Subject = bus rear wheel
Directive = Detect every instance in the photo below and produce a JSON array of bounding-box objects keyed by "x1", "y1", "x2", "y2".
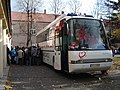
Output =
[{"x1": 101, "y1": 70, "x2": 108, "y2": 75}]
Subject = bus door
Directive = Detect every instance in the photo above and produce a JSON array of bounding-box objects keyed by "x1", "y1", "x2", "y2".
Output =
[
  {"x1": 54, "y1": 23, "x2": 62, "y2": 70},
  {"x1": 54, "y1": 20, "x2": 68, "y2": 71},
  {"x1": 61, "y1": 20, "x2": 69, "y2": 71}
]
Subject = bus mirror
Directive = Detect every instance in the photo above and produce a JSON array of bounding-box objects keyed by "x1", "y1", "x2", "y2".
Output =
[
  {"x1": 55, "y1": 19, "x2": 67, "y2": 35},
  {"x1": 55, "y1": 26, "x2": 60, "y2": 33},
  {"x1": 55, "y1": 20, "x2": 66, "y2": 33},
  {"x1": 63, "y1": 21, "x2": 67, "y2": 35}
]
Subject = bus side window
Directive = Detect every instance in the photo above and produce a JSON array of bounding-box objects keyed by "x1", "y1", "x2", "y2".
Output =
[
  {"x1": 55, "y1": 23, "x2": 62, "y2": 51},
  {"x1": 61, "y1": 20, "x2": 68, "y2": 51},
  {"x1": 45, "y1": 34, "x2": 47, "y2": 41}
]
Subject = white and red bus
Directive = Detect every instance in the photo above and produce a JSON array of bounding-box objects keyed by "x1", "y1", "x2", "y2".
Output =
[{"x1": 36, "y1": 13, "x2": 113, "y2": 74}]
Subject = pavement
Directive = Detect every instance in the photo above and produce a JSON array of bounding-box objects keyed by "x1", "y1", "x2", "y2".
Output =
[
  {"x1": 110, "y1": 56, "x2": 120, "y2": 70},
  {"x1": 0, "y1": 56, "x2": 119, "y2": 90},
  {"x1": 0, "y1": 66, "x2": 10, "y2": 90}
]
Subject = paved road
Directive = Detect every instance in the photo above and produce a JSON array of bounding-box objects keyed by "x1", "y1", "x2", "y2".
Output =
[{"x1": 7, "y1": 64, "x2": 120, "y2": 90}]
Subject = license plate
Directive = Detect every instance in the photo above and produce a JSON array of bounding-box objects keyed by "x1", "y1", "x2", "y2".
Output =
[{"x1": 90, "y1": 64, "x2": 100, "y2": 67}]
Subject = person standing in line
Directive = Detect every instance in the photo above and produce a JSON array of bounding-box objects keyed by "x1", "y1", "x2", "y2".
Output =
[
  {"x1": 17, "y1": 48, "x2": 24, "y2": 65},
  {"x1": 31, "y1": 46, "x2": 37, "y2": 65},
  {"x1": 28, "y1": 47, "x2": 32, "y2": 65},
  {"x1": 7, "y1": 47, "x2": 11, "y2": 65},
  {"x1": 36, "y1": 46, "x2": 42, "y2": 65},
  {"x1": 15, "y1": 46, "x2": 19, "y2": 65},
  {"x1": 10, "y1": 47, "x2": 17, "y2": 64},
  {"x1": 22, "y1": 47, "x2": 26, "y2": 65},
  {"x1": 24, "y1": 47, "x2": 28, "y2": 65}
]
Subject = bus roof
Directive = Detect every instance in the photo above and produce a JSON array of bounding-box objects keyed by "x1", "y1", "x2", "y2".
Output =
[
  {"x1": 36, "y1": 14, "x2": 101, "y2": 36},
  {"x1": 36, "y1": 14, "x2": 66, "y2": 36}
]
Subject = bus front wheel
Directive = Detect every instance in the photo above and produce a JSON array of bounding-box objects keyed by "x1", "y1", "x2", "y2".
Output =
[{"x1": 101, "y1": 70, "x2": 108, "y2": 75}]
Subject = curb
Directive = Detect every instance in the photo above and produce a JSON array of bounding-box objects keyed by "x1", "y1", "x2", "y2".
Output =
[{"x1": 0, "y1": 66, "x2": 10, "y2": 90}]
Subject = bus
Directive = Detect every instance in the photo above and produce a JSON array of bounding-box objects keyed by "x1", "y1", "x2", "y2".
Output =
[{"x1": 36, "y1": 13, "x2": 113, "y2": 74}]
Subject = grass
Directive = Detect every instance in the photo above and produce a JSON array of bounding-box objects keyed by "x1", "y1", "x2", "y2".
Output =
[{"x1": 113, "y1": 57, "x2": 120, "y2": 61}]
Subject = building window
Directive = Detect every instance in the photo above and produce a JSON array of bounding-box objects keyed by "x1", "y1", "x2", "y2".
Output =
[{"x1": 31, "y1": 29, "x2": 36, "y2": 35}]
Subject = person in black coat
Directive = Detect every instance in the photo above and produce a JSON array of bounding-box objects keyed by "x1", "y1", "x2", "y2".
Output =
[
  {"x1": 7, "y1": 47, "x2": 10, "y2": 65},
  {"x1": 36, "y1": 46, "x2": 42, "y2": 65},
  {"x1": 28, "y1": 47, "x2": 32, "y2": 65}
]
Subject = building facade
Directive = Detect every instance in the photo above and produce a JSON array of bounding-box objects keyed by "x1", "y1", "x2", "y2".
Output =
[
  {"x1": 0, "y1": 0, "x2": 12, "y2": 78},
  {"x1": 11, "y1": 11, "x2": 58, "y2": 47}
]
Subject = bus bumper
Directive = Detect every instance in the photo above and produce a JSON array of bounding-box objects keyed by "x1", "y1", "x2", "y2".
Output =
[{"x1": 69, "y1": 62, "x2": 112, "y2": 73}]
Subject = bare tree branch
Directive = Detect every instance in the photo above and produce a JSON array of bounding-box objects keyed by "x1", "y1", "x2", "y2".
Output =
[
  {"x1": 15, "y1": 0, "x2": 43, "y2": 46},
  {"x1": 91, "y1": 0, "x2": 108, "y2": 18},
  {"x1": 49, "y1": 0, "x2": 65, "y2": 14},
  {"x1": 68, "y1": 0, "x2": 82, "y2": 14},
  {"x1": 16, "y1": 0, "x2": 43, "y2": 12}
]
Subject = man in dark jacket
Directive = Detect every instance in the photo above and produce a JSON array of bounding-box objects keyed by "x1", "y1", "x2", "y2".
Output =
[
  {"x1": 7, "y1": 47, "x2": 10, "y2": 65},
  {"x1": 36, "y1": 46, "x2": 42, "y2": 65}
]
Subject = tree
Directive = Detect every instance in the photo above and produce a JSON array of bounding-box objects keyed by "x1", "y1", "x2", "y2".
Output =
[
  {"x1": 16, "y1": 0, "x2": 43, "y2": 46},
  {"x1": 49, "y1": 0, "x2": 65, "y2": 14},
  {"x1": 68, "y1": 0, "x2": 82, "y2": 14},
  {"x1": 91, "y1": 0, "x2": 108, "y2": 18},
  {"x1": 105, "y1": 0, "x2": 120, "y2": 43},
  {"x1": 16, "y1": 0, "x2": 42, "y2": 12}
]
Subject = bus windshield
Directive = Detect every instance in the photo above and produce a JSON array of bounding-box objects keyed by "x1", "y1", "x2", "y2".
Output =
[{"x1": 67, "y1": 18, "x2": 109, "y2": 50}]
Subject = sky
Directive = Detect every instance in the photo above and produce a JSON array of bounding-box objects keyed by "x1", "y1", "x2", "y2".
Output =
[
  {"x1": 11, "y1": 0, "x2": 118, "y2": 15},
  {"x1": 43, "y1": 0, "x2": 97, "y2": 15},
  {"x1": 11, "y1": 0, "x2": 97, "y2": 14}
]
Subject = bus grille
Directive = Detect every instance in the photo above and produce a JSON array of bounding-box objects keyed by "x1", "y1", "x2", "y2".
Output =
[{"x1": 75, "y1": 58, "x2": 112, "y2": 64}]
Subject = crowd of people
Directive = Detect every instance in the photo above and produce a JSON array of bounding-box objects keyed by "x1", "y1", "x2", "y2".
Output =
[{"x1": 7, "y1": 45, "x2": 42, "y2": 66}]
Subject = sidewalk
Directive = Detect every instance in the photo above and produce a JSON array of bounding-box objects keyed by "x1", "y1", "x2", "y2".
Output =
[{"x1": 0, "y1": 66, "x2": 9, "y2": 90}]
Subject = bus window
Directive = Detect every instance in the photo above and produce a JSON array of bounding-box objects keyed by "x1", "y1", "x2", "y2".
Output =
[
  {"x1": 67, "y1": 18, "x2": 109, "y2": 50},
  {"x1": 55, "y1": 21, "x2": 63, "y2": 51},
  {"x1": 76, "y1": 26, "x2": 87, "y2": 47}
]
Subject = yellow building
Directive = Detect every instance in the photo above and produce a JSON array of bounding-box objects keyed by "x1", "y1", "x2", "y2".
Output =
[{"x1": 0, "y1": 0, "x2": 11, "y2": 78}]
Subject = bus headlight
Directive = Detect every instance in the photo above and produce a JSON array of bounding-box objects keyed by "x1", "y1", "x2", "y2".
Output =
[
  {"x1": 76, "y1": 60, "x2": 83, "y2": 63},
  {"x1": 106, "y1": 58, "x2": 112, "y2": 62},
  {"x1": 70, "y1": 60, "x2": 76, "y2": 64},
  {"x1": 70, "y1": 60, "x2": 84, "y2": 64},
  {"x1": 105, "y1": 59, "x2": 108, "y2": 62}
]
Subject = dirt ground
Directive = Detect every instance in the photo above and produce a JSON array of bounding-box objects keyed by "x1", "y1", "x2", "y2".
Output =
[{"x1": 111, "y1": 57, "x2": 120, "y2": 70}]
